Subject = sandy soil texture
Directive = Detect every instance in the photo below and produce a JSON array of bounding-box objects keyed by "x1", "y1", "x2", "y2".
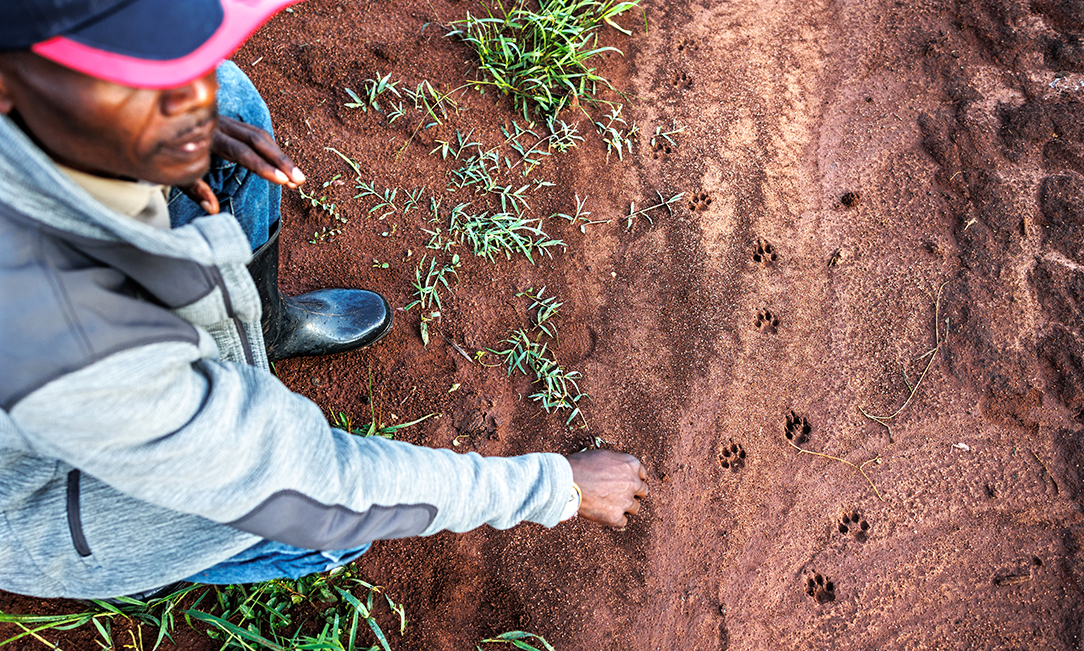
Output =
[{"x1": 4, "y1": 0, "x2": 1084, "y2": 649}]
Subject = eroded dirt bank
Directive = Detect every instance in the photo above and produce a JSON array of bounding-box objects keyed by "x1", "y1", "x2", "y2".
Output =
[{"x1": 4, "y1": 0, "x2": 1084, "y2": 649}]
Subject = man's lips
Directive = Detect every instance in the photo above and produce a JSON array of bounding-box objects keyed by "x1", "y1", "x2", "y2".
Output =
[{"x1": 160, "y1": 119, "x2": 215, "y2": 158}]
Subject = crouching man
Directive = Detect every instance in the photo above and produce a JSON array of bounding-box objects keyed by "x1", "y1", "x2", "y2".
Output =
[{"x1": 0, "y1": 0, "x2": 647, "y2": 599}]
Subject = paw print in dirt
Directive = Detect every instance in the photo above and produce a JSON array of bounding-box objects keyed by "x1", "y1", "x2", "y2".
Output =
[
  {"x1": 805, "y1": 572, "x2": 836, "y2": 604},
  {"x1": 754, "y1": 309, "x2": 779, "y2": 334},
  {"x1": 719, "y1": 441, "x2": 747, "y2": 473},
  {"x1": 784, "y1": 410, "x2": 810, "y2": 445},
  {"x1": 672, "y1": 70, "x2": 693, "y2": 90},
  {"x1": 752, "y1": 238, "x2": 777, "y2": 265},
  {"x1": 676, "y1": 38, "x2": 700, "y2": 54},
  {"x1": 838, "y1": 510, "x2": 870, "y2": 543},
  {"x1": 689, "y1": 192, "x2": 712, "y2": 212},
  {"x1": 651, "y1": 140, "x2": 673, "y2": 160}
]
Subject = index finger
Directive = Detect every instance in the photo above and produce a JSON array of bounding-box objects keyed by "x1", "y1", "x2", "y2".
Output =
[{"x1": 216, "y1": 117, "x2": 305, "y2": 185}]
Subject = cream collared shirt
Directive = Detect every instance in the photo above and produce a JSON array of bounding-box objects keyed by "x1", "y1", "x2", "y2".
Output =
[{"x1": 58, "y1": 164, "x2": 172, "y2": 230}]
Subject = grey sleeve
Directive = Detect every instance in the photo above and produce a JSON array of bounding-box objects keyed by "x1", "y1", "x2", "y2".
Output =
[{"x1": 8, "y1": 337, "x2": 574, "y2": 548}]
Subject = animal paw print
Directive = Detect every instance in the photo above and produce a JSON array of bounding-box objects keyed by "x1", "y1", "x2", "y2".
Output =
[
  {"x1": 838, "y1": 510, "x2": 869, "y2": 543},
  {"x1": 689, "y1": 192, "x2": 712, "y2": 212},
  {"x1": 676, "y1": 38, "x2": 699, "y2": 54},
  {"x1": 672, "y1": 71, "x2": 693, "y2": 90},
  {"x1": 752, "y1": 238, "x2": 777, "y2": 265},
  {"x1": 651, "y1": 140, "x2": 673, "y2": 160},
  {"x1": 754, "y1": 309, "x2": 779, "y2": 334},
  {"x1": 719, "y1": 441, "x2": 747, "y2": 473},
  {"x1": 805, "y1": 573, "x2": 836, "y2": 604},
  {"x1": 784, "y1": 411, "x2": 810, "y2": 445}
]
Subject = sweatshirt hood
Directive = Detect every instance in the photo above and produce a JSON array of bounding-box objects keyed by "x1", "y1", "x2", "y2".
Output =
[{"x1": 0, "y1": 113, "x2": 249, "y2": 266}]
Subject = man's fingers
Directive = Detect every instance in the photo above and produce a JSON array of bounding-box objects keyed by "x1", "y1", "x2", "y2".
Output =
[
  {"x1": 178, "y1": 179, "x2": 219, "y2": 214},
  {"x1": 214, "y1": 131, "x2": 291, "y2": 186},
  {"x1": 214, "y1": 117, "x2": 305, "y2": 185}
]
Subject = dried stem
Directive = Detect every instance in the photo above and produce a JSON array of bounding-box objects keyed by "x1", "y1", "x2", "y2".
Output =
[
  {"x1": 786, "y1": 438, "x2": 885, "y2": 501},
  {"x1": 860, "y1": 281, "x2": 950, "y2": 427}
]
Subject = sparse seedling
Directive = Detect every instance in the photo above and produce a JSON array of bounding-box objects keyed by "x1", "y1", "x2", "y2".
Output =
[
  {"x1": 355, "y1": 180, "x2": 399, "y2": 217},
  {"x1": 432, "y1": 129, "x2": 483, "y2": 161},
  {"x1": 344, "y1": 73, "x2": 401, "y2": 113},
  {"x1": 403, "y1": 79, "x2": 458, "y2": 127},
  {"x1": 595, "y1": 104, "x2": 639, "y2": 161},
  {"x1": 547, "y1": 118, "x2": 585, "y2": 152},
  {"x1": 650, "y1": 123, "x2": 686, "y2": 148},
  {"x1": 491, "y1": 183, "x2": 532, "y2": 214},
  {"x1": 491, "y1": 328, "x2": 587, "y2": 425},
  {"x1": 405, "y1": 254, "x2": 461, "y2": 311},
  {"x1": 477, "y1": 631, "x2": 556, "y2": 651},
  {"x1": 403, "y1": 186, "x2": 426, "y2": 213},
  {"x1": 387, "y1": 100, "x2": 408, "y2": 124},
  {"x1": 450, "y1": 147, "x2": 501, "y2": 192},
  {"x1": 333, "y1": 368, "x2": 438, "y2": 439},
  {"x1": 517, "y1": 286, "x2": 562, "y2": 338},
  {"x1": 309, "y1": 225, "x2": 343, "y2": 244},
  {"x1": 298, "y1": 182, "x2": 339, "y2": 219},
  {"x1": 625, "y1": 190, "x2": 684, "y2": 230},
  {"x1": 450, "y1": 209, "x2": 566, "y2": 263},
  {"x1": 555, "y1": 193, "x2": 610, "y2": 233},
  {"x1": 502, "y1": 120, "x2": 557, "y2": 174}
]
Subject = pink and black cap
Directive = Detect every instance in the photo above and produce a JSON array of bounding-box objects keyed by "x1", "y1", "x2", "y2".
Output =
[{"x1": 3, "y1": 0, "x2": 302, "y2": 89}]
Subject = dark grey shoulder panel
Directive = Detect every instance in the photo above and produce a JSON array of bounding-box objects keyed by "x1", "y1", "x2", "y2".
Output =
[
  {"x1": 227, "y1": 491, "x2": 438, "y2": 549},
  {"x1": 0, "y1": 217, "x2": 202, "y2": 410},
  {"x1": 40, "y1": 226, "x2": 219, "y2": 309}
]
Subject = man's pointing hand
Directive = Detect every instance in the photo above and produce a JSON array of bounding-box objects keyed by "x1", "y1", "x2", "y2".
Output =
[
  {"x1": 567, "y1": 450, "x2": 648, "y2": 527},
  {"x1": 180, "y1": 116, "x2": 305, "y2": 214}
]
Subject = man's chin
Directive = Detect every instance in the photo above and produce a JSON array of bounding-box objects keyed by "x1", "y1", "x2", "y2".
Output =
[{"x1": 150, "y1": 157, "x2": 212, "y2": 189}]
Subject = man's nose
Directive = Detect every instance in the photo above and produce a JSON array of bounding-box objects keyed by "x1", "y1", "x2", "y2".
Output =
[{"x1": 160, "y1": 69, "x2": 218, "y2": 117}]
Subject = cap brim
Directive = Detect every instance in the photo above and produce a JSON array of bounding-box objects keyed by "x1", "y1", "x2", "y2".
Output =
[{"x1": 31, "y1": 0, "x2": 303, "y2": 89}]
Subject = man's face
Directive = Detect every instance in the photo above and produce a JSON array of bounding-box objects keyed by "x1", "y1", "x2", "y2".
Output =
[{"x1": 0, "y1": 52, "x2": 218, "y2": 186}]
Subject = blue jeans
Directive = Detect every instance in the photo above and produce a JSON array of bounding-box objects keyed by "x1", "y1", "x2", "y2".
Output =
[
  {"x1": 185, "y1": 539, "x2": 371, "y2": 585},
  {"x1": 167, "y1": 60, "x2": 280, "y2": 250},
  {"x1": 169, "y1": 63, "x2": 370, "y2": 584}
]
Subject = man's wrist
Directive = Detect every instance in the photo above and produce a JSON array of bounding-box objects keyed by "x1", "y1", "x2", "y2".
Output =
[{"x1": 559, "y1": 482, "x2": 582, "y2": 521}]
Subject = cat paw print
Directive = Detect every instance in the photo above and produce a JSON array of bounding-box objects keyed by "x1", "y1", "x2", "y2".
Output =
[
  {"x1": 752, "y1": 238, "x2": 777, "y2": 265},
  {"x1": 719, "y1": 441, "x2": 747, "y2": 473},
  {"x1": 651, "y1": 140, "x2": 673, "y2": 160},
  {"x1": 672, "y1": 71, "x2": 693, "y2": 90},
  {"x1": 805, "y1": 573, "x2": 836, "y2": 604},
  {"x1": 677, "y1": 38, "x2": 700, "y2": 54},
  {"x1": 754, "y1": 309, "x2": 779, "y2": 334},
  {"x1": 689, "y1": 192, "x2": 712, "y2": 212},
  {"x1": 838, "y1": 511, "x2": 870, "y2": 543},
  {"x1": 784, "y1": 411, "x2": 810, "y2": 445}
]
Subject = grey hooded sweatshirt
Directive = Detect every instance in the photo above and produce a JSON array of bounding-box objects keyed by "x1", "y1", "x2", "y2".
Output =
[{"x1": 0, "y1": 114, "x2": 574, "y2": 599}]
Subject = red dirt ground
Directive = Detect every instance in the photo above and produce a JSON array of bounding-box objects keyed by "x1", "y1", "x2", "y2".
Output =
[{"x1": 5, "y1": 0, "x2": 1084, "y2": 648}]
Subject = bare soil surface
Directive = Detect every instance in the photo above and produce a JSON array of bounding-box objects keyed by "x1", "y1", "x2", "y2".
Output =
[{"x1": 6, "y1": 0, "x2": 1084, "y2": 648}]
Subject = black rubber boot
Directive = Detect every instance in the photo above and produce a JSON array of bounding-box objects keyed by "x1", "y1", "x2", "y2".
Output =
[{"x1": 247, "y1": 221, "x2": 393, "y2": 361}]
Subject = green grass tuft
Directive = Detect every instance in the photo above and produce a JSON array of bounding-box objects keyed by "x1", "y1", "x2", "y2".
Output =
[{"x1": 447, "y1": 0, "x2": 642, "y2": 121}]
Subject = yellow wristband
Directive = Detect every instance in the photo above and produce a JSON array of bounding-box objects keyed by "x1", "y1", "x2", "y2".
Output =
[{"x1": 560, "y1": 482, "x2": 582, "y2": 521}]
